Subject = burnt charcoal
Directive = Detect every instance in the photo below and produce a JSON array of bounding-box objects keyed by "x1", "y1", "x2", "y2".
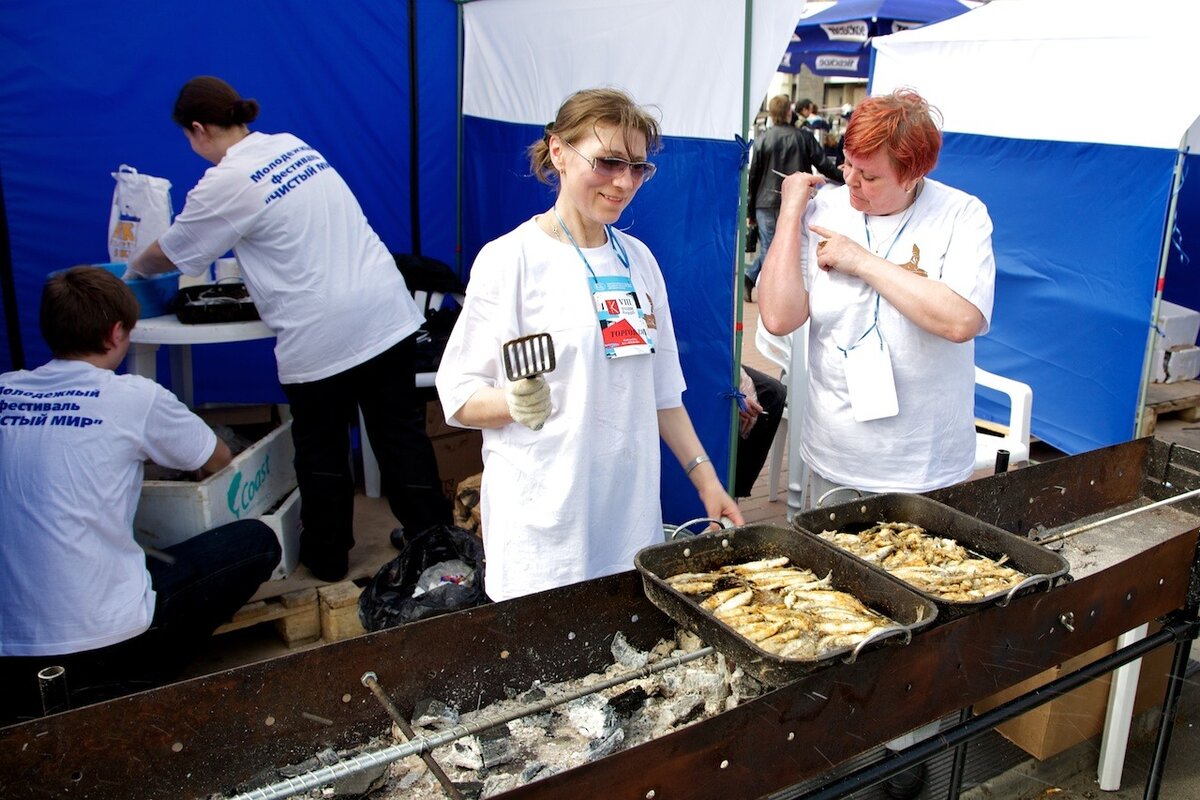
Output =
[
  {"x1": 482, "y1": 773, "x2": 520, "y2": 796},
  {"x1": 519, "y1": 685, "x2": 547, "y2": 703},
  {"x1": 657, "y1": 694, "x2": 706, "y2": 728},
  {"x1": 520, "y1": 761, "x2": 555, "y2": 782},
  {"x1": 587, "y1": 727, "x2": 625, "y2": 760},
  {"x1": 412, "y1": 697, "x2": 459, "y2": 730},
  {"x1": 278, "y1": 747, "x2": 339, "y2": 776},
  {"x1": 563, "y1": 695, "x2": 615, "y2": 739},
  {"x1": 610, "y1": 630, "x2": 650, "y2": 669},
  {"x1": 608, "y1": 685, "x2": 650, "y2": 717},
  {"x1": 443, "y1": 737, "x2": 483, "y2": 770},
  {"x1": 477, "y1": 723, "x2": 517, "y2": 768},
  {"x1": 454, "y1": 781, "x2": 484, "y2": 800}
]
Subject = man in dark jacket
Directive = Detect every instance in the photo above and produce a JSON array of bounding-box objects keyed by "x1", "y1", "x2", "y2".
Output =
[{"x1": 744, "y1": 95, "x2": 843, "y2": 299}]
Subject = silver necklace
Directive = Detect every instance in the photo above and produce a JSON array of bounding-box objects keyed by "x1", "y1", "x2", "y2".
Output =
[{"x1": 543, "y1": 211, "x2": 565, "y2": 242}]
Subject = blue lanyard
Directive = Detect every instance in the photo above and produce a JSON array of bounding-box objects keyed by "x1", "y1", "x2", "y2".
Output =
[
  {"x1": 837, "y1": 293, "x2": 882, "y2": 356},
  {"x1": 840, "y1": 198, "x2": 919, "y2": 355},
  {"x1": 554, "y1": 208, "x2": 630, "y2": 282}
]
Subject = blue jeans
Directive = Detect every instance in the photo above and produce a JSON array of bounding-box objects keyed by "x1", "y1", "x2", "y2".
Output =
[
  {"x1": 0, "y1": 519, "x2": 280, "y2": 725},
  {"x1": 747, "y1": 207, "x2": 779, "y2": 283}
]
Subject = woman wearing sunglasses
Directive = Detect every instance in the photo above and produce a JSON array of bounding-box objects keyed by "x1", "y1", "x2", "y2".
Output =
[{"x1": 436, "y1": 87, "x2": 742, "y2": 603}]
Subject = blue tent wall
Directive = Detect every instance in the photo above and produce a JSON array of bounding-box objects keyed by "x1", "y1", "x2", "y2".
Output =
[
  {"x1": 933, "y1": 133, "x2": 1176, "y2": 453},
  {"x1": 462, "y1": 116, "x2": 741, "y2": 525},
  {"x1": 0, "y1": 1, "x2": 459, "y2": 389},
  {"x1": 1163, "y1": 154, "x2": 1199, "y2": 311}
]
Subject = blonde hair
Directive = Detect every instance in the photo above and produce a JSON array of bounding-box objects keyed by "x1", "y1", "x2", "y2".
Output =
[{"x1": 528, "y1": 88, "x2": 662, "y2": 186}]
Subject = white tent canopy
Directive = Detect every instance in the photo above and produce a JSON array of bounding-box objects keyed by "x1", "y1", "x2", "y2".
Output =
[
  {"x1": 873, "y1": 0, "x2": 1200, "y2": 149},
  {"x1": 863, "y1": 0, "x2": 1200, "y2": 455}
]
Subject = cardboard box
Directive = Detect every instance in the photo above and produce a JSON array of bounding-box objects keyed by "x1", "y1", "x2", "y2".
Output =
[
  {"x1": 134, "y1": 419, "x2": 298, "y2": 548},
  {"x1": 425, "y1": 398, "x2": 456, "y2": 439},
  {"x1": 260, "y1": 487, "x2": 302, "y2": 580},
  {"x1": 432, "y1": 429, "x2": 484, "y2": 500},
  {"x1": 974, "y1": 631, "x2": 1172, "y2": 760}
]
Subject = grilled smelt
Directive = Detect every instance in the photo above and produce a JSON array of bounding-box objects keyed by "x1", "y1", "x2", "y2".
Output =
[
  {"x1": 666, "y1": 557, "x2": 902, "y2": 660},
  {"x1": 819, "y1": 521, "x2": 1028, "y2": 600}
]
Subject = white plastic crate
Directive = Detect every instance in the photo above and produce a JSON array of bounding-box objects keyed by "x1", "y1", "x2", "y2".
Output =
[
  {"x1": 134, "y1": 419, "x2": 297, "y2": 549},
  {"x1": 260, "y1": 487, "x2": 302, "y2": 580}
]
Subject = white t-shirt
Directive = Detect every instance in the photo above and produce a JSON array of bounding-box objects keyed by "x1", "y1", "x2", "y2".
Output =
[
  {"x1": 799, "y1": 179, "x2": 996, "y2": 492},
  {"x1": 159, "y1": 132, "x2": 423, "y2": 383},
  {"x1": 436, "y1": 220, "x2": 685, "y2": 602},
  {"x1": 0, "y1": 361, "x2": 217, "y2": 656}
]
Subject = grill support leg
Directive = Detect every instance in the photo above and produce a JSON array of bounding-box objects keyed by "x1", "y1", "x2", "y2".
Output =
[{"x1": 1143, "y1": 629, "x2": 1196, "y2": 799}]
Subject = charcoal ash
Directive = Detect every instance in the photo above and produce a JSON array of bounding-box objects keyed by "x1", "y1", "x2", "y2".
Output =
[{"x1": 369, "y1": 630, "x2": 767, "y2": 798}]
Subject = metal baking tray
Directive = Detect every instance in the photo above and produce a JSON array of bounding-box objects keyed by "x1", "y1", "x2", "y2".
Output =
[
  {"x1": 635, "y1": 523, "x2": 938, "y2": 686},
  {"x1": 792, "y1": 493, "x2": 1071, "y2": 620},
  {"x1": 172, "y1": 282, "x2": 261, "y2": 324}
]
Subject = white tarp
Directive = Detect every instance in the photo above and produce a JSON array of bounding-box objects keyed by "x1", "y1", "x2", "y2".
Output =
[
  {"x1": 871, "y1": 0, "x2": 1200, "y2": 150},
  {"x1": 463, "y1": 0, "x2": 805, "y2": 138}
]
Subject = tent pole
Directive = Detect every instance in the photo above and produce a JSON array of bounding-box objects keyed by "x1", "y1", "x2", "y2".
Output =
[
  {"x1": 1135, "y1": 145, "x2": 1189, "y2": 437},
  {"x1": 0, "y1": 164, "x2": 22, "y2": 371},
  {"x1": 455, "y1": 1, "x2": 468, "y2": 278},
  {"x1": 408, "y1": 0, "x2": 422, "y2": 256},
  {"x1": 729, "y1": 0, "x2": 754, "y2": 492}
]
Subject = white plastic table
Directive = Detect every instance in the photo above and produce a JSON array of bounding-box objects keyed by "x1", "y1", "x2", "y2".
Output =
[
  {"x1": 126, "y1": 314, "x2": 275, "y2": 408},
  {"x1": 126, "y1": 313, "x2": 438, "y2": 500}
]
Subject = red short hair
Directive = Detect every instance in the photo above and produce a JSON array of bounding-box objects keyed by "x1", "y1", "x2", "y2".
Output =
[{"x1": 843, "y1": 88, "x2": 942, "y2": 185}]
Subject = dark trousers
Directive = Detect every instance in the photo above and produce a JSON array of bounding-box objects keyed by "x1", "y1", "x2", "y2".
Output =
[
  {"x1": 735, "y1": 366, "x2": 788, "y2": 498},
  {"x1": 0, "y1": 519, "x2": 280, "y2": 727},
  {"x1": 282, "y1": 335, "x2": 451, "y2": 573}
]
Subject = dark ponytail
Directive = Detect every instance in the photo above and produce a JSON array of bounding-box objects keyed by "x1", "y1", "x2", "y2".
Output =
[{"x1": 173, "y1": 76, "x2": 260, "y2": 130}]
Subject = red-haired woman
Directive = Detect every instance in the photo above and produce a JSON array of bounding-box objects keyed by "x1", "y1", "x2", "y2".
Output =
[
  {"x1": 757, "y1": 86, "x2": 996, "y2": 800},
  {"x1": 758, "y1": 87, "x2": 995, "y2": 504}
]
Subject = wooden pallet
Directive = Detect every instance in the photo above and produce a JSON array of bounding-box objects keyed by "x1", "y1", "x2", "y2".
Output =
[
  {"x1": 1142, "y1": 380, "x2": 1200, "y2": 436},
  {"x1": 214, "y1": 581, "x2": 366, "y2": 647}
]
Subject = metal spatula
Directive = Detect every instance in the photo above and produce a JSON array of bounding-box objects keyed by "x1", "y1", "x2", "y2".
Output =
[{"x1": 502, "y1": 333, "x2": 557, "y2": 382}]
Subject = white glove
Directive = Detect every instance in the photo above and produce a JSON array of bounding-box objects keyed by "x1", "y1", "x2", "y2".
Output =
[{"x1": 505, "y1": 375, "x2": 551, "y2": 431}]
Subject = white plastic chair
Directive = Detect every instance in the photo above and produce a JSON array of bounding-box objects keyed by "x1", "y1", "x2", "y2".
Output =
[
  {"x1": 754, "y1": 326, "x2": 794, "y2": 501},
  {"x1": 974, "y1": 366, "x2": 1033, "y2": 471}
]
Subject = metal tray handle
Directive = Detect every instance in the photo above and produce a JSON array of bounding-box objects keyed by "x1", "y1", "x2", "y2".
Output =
[
  {"x1": 816, "y1": 486, "x2": 865, "y2": 508},
  {"x1": 664, "y1": 517, "x2": 733, "y2": 541},
  {"x1": 997, "y1": 572, "x2": 1056, "y2": 608},
  {"x1": 844, "y1": 625, "x2": 912, "y2": 665}
]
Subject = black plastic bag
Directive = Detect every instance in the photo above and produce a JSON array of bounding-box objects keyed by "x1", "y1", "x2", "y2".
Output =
[{"x1": 358, "y1": 525, "x2": 488, "y2": 631}]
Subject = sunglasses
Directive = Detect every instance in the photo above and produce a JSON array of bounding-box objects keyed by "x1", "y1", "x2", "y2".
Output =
[{"x1": 563, "y1": 139, "x2": 657, "y2": 183}]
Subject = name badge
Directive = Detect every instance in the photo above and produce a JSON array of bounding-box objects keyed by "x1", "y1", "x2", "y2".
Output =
[
  {"x1": 592, "y1": 274, "x2": 655, "y2": 359},
  {"x1": 843, "y1": 337, "x2": 899, "y2": 422}
]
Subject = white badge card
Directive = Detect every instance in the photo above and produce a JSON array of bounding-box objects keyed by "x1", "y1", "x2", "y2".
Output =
[
  {"x1": 592, "y1": 274, "x2": 655, "y2": 359},
  {"x1": 843, "y1": 339, "x2": 900, "y2": 422}
]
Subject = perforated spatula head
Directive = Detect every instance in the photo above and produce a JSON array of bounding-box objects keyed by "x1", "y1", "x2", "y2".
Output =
[{"x1": 502, "y1": 333, "x2": 556, "y2": 381}]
